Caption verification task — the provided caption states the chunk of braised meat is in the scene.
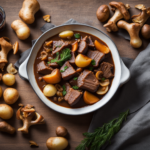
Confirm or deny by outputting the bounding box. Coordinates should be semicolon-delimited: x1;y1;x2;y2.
100;62;114;78
52;40;71;55
88;36;95;48
87;50;105;67
82;36;88;42
65;83;71;93
69;78;77;86
78;36;88;54
60;61;76;80
64;88;82;106
69;52;76;65
37;61;53;75
48;62;59;68
77;70;99;93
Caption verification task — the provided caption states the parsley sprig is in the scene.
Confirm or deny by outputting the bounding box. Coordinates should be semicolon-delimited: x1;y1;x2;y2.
91;59;96;66
74;33;81;39
51;48;72;66
76;110;129;150
62;85;67;96
60;66;68;73
73;77;78;80
72;85;79;90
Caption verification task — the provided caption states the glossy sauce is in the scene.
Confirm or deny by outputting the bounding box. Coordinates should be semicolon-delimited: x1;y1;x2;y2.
34;31;115;108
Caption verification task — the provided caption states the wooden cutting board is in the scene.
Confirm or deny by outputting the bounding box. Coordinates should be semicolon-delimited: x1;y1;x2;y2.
0;0;150;149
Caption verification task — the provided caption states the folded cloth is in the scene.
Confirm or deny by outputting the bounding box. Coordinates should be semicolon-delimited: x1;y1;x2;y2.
89;43;150;150
15;19;150;150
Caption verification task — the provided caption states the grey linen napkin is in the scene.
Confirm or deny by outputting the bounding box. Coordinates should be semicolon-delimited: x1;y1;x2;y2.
15;19;150;150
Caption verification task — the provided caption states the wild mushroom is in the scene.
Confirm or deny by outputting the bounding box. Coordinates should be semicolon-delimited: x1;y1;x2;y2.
96;86;109;95
99;79;110;86
0;38;19;71
7;63;18;74
16;104;45;134
117;21;142;48
104;1;130;32
132;4;150;27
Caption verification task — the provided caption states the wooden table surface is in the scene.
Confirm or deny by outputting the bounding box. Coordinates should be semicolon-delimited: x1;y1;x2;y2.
0;0;150;149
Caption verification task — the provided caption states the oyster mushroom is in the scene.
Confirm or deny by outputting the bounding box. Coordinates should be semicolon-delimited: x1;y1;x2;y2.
104;1;130;32
99;79;110;86
97;86;109;95
7;63;17;74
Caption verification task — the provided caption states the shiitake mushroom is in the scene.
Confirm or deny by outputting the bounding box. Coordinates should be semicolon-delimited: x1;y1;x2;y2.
96;5;110;22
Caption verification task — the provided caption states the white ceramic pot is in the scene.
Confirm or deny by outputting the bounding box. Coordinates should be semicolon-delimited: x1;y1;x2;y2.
19;24;130;115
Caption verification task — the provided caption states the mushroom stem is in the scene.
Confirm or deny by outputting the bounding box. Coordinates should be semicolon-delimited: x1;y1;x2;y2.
104;9;123;32
117;20;142;48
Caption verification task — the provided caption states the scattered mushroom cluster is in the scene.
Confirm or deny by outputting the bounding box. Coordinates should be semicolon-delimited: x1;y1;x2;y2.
96;2;150;48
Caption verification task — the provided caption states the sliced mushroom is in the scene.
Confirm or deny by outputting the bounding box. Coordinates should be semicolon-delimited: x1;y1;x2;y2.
99;79;110;86
96;86;109;95
13;41;19;54
7;63;17;74
96;71;103;80
40;51;48;61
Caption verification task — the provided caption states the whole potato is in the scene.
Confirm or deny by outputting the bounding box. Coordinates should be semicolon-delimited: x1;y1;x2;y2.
0;104;13;119
141;24;150;39
11;20;30;40
19;0;40;24
43;84;57;97
2;73;15;86
4;88;19;105
46;137;68;150
96;5;110;22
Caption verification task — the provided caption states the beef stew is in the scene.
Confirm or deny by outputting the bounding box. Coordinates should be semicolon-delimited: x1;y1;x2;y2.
34;31;115;108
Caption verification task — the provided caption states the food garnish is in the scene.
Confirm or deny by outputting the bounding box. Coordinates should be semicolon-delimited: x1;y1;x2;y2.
76;110;129;150
74;33;81;39
73;77;78;80
62;85;67;96
72;85;79;90
51;48;72;66
101;77;105;81
91;59;96;66
89;66;93;71
60;66;68;72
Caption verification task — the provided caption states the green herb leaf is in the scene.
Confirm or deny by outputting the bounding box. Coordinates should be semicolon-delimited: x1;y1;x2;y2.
47;62;50;64
91;59;96;66
62;85;67;96
89;66;94;71
102;77;105;81
50;48;53;51
60;66;68;73
72;85;79;90
51;48;72;66
74;33;81;39
56;45;62;48
76;110;129;150
73;77;78;80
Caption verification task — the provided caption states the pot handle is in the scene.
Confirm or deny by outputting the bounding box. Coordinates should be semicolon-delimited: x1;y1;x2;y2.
119;59;130;86
18;56;29;80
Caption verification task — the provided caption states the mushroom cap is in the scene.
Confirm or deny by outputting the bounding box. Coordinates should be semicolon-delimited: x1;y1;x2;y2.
109;1;130;20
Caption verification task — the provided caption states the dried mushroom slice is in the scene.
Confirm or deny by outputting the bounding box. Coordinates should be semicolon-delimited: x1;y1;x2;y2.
13;41;19;54
7;63;17;74
43;15;51;22
29;141;39;147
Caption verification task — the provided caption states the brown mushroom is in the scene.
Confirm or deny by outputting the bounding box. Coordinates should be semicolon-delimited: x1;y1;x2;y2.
56;126;68;137
0;38;18;71
141;24;150;39
132;4;150;27
16;104;45;134
104;1;130;32
117;21;142;48
96;5;110;22
7;63;18;74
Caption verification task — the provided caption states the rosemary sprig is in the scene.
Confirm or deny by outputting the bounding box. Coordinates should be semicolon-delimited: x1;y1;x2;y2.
76;110;129;150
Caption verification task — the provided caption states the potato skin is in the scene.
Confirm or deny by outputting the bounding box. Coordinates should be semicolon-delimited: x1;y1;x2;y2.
19;0;40;24
2;73;15;86
0;104;13;120
46;137;68;150
96;5;110;22
11;20;30;40
3;88;19;105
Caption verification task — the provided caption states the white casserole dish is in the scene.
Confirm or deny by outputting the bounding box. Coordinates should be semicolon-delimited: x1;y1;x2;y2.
19;24;130;115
